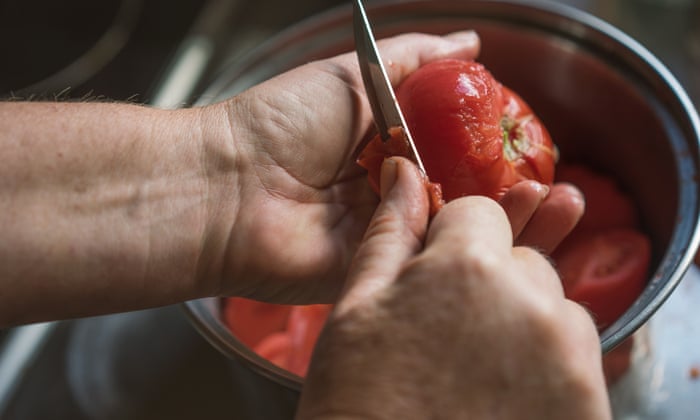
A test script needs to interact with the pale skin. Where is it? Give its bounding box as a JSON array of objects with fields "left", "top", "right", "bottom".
[
  {"left": 296, "top": 158, "right": 610, "bottom": 420},
  {"left": 0, "top": 31, "right": 610, "bottom": 418}
]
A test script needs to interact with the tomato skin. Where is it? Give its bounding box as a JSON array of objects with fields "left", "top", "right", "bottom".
[
  {"left": 500, "top": 86, "right": 556, "bottom": 186},
  {"left": 552, "top": 163, "right": 649, "bottom": 332},
  {"left": 224, "top": 299, "right": 331, "bottom": 377},
  {"left": 222, "top": 298, "right": 292, "bottom": 348},
  {"left": 395, "top": 59, "right": 507, "bottom": 200},
  {"left": 552, "top": 164, "right": 650, "bottom": 384},
  {"left": 254, "top": 332, "right": 293, "bottom": 368},
  {"left": 285, "top": 304, "right": 332, "bottom": 377},
  {"left": 357, "top": 126, "right": 412, "bottom": 195},
  {"left": 555, "top": 164, "right": 639, "bottom": 233},
  {"left": 357, "top": 127, "right": 445, "bottom": 215},
  {"left": 554, "top": 228, "right": 651, "bottom": 331},
  {"left": 391, "top": 59, "right": 555, "bottom": 201}
]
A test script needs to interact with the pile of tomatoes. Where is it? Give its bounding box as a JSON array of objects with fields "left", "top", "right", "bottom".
[
  {"left": 222, "top": 58, "right": 651, "bottom": 382},
  {"left": 222, "top": 298, "right": 331, "bottom": 377}
]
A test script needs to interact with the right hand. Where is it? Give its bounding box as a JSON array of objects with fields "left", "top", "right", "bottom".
[{"left": 296, "top": 157, "right": 611, "bottom": 420}]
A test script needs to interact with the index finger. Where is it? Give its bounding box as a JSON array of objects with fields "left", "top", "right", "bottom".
[
  {"left": 376, "top": 31, "right": 481, "bottom": 85},
  {"left": 334, "top": 31, "right": 481, "bottom": 87},
  {"left": 426, "top": 196, "right": 566, "bottom": 298}
]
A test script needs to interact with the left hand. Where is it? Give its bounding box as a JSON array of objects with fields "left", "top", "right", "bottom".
[{"left": 205, "top": 32, "right": 482, "bottom": 303}]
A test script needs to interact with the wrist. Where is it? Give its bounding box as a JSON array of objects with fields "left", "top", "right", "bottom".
[
  {"left": 0, "top": 102, "right": 244, "bottom": 324},
  {"left": 188, "top": 101, "right": 243, "bottom": 298}
]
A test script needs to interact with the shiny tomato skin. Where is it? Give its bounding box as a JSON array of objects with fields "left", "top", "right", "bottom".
[
  {"left": 554, "top": 228, "right": 651, "bottom": 331},
  {"left": 395, "top": 59, "right": 508, "bottom": 200},
  {"left": 393, "top": 59, "right": 555, "bottom": 201},
  {"left": 500, "top": 86, "right": 556, "bottom": 186}
]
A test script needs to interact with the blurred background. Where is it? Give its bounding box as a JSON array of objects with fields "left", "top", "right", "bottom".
[
  {"left": 0, "top": 0, "right": 698, "bottom": 419},
  {"left": 0, "top": 0, "right": 349, "bottom": 104},
  {"left": 0, "top": 0, "right": 698, "bottom": 106}
]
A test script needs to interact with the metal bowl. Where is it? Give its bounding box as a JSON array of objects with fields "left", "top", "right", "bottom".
[{"left": 184, "top": 0, "right": 700, "bottom": 391}]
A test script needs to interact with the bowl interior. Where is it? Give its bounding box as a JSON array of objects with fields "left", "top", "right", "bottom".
[{"left": 187, "top": 0, "right": 700, "bottom": 388}]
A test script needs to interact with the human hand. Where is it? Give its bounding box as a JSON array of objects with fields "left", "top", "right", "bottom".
[
  {"left": 203, "top": 32, "right": 481, "bottom": 303},
  {"left": 295, "top": 158, "right": 610, "bottom": 420}
]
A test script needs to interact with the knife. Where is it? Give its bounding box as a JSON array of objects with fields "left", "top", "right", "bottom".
[{"left": 352, "top": 0, "right": 427, "bottom": 175}]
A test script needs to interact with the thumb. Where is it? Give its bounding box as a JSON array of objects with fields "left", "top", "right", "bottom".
[{"left": 339, "top": 157, "right": 430, "bottom": 307}]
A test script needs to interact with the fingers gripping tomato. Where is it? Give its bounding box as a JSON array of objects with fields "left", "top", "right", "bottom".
[
  {"left": 358, "top": 59, "right": 556, "bottom": 202},
  {"left": 358, "top": 127, "right": 446, "bottom": 214}
]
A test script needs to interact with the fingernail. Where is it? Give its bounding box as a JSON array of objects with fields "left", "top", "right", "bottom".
[
  {"left": 444, "top": 30, "right": 479, "bottom": 46},
  {"left": 534, "top": 182, "right": 550, "bottom": 197},
  {"left": 440, "top": 30, "right": 480, "bottom": 59},
  {"left": 562, "top": 183, "right": 585, "bottom": 207},
  {"left": 380, "top": 158, "right": 398, "bottom": 198}
]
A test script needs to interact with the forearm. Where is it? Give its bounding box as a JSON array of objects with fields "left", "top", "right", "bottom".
[{"left": 0, "top": 101, "right": 237, "bottom": 326}]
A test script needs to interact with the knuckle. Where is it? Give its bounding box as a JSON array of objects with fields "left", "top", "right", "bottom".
[
  {"left": 365, "top": 211, "right": 403, "bottom": 237},
  {"left": 365, "top": 211, "right": 423, "bottom": 252},
  {"left": 402, "top": 243, "right": 503, "bottom": 301}
]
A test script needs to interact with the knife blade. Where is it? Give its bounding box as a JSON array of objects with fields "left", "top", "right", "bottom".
[{"left": 352, "top": 0, "right": 426, "bottom": 175}]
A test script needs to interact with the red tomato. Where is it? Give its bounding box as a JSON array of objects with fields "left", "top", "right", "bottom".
[
  {"left": 356, "top": 126, "right": 411, "bottom": 196},
  {"left": 254, "top": 331, "right": 293, "bottom": 368},
  {"left": 222, "top": 297, "right": 292, "bottom": 348},
  {"left": 358, "top": 59, "right": 556, "bottom": 202},
  {"left": 285, "top": 304, "right": 332, "bottom": 377},
  {"left": 231, "top": 302, "right": 331, "bottom": 377},
  {"left": 555, "top": 164, "right": 639, "bottom": 233},
  {"left": 357, "top": 126, "right": 445, "bottom": 215},
  {"left": 554, "top": 228, "right": 651, "bottom": 331},
  {"left": 499, "top": 86, "right": 556, "bottom": 187}
]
